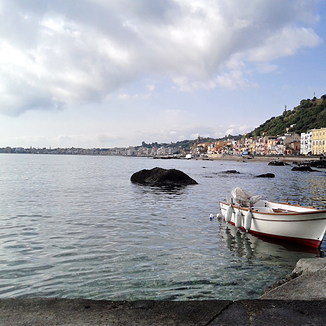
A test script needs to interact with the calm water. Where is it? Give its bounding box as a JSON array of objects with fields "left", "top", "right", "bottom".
[{"left": 0, "top": 154, "right": 325, "bottom": 301}]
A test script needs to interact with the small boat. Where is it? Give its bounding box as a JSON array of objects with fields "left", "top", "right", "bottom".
[{"left": 219, "top": 187, "right": 326, "bottom": 248}]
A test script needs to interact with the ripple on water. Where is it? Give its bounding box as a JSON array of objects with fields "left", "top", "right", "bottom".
[{"left": 0, "top": 155, "right": 324, "bottom": 300}]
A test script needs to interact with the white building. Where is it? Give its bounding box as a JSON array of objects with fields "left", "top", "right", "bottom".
[{"left": 300, "top": 131, "right": 312, "bottom": 155}]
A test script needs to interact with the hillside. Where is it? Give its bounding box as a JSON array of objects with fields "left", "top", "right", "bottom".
[
  {"left": 138, "top": 135, "right": 244, "bottom": 150},
  {"left": 137, "top": 96, "right": 326, "bottom": 150},
  {"left": 247, "top": 95, "right": 326, "bottom": 137}
]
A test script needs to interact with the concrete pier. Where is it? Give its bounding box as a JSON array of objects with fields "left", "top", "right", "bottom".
[
  {"left": 1, "top": 298, "right": 326, "bottom": 325},
  {"left": 1, "top": 258, "right": 325, "bottom": 326}
]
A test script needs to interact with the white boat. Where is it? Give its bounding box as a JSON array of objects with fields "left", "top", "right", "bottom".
[{"left": 219, "top": 188, "right": 326, "bottom": 248}]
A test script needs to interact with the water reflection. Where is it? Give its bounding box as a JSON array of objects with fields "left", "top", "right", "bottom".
[
  {"left": 132, "top": 183, "right": 193, "bottom": 196},
  {"left": 222, "top": 223, "right": 320, "bottom": 263},
  {"left": 279, "top": 171, "right": 326, "bottom": 208},
  {"left": 306, "top": 176, "right": 326, "bottom": 207}
]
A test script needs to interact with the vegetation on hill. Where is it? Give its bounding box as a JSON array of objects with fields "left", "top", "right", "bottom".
[
  {"left": 139, "top": 135, "right": 243, "bottom": 150},
  {"left": 138, "top": 96, "right": 326, "bottom": 149},
  {"left": 247, "top": 95, "right": 326, "bottom": 137}
]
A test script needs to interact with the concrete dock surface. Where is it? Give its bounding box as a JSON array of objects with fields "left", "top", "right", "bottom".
[
  {"left": 1, "top": 258, "right": 325, "bottom": 325},
  {"left": 1, "top": 298, "right": 326, "bottom": 326}
]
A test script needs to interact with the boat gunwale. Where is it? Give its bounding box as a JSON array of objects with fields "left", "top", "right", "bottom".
[{"left": 219, "top": 201, "right": 326, "bottom": 216}]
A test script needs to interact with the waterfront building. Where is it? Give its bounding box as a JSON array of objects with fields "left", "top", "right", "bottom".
[
  {"left": 300, "top": 131, "right": 312, "bottom": 155},
  {"left": 311, "top": 127, "right": 326, "bottom": 155},
  {"left": 275, "top": 136, "right": 285, "bottom": 155},
  {"left": 126, "top": 147, "right": 136, "bottom": 156},
  {"left": 246, "top": 137, "right": 256, "bottom": 155},
  {"left": 283, "top": 133, "right": 301, "bottom": 155},
  {"left": 208, "top": 140, "right": 230, "bottom": 154},
  {"left": 267, "top": 136, "right": 278, "bottom": 155},
  {"left": 255, "top": 137, "right": 267, "bottom": 156},
  {"left": 196, "top": 142, "right": 211, "bottom": 156},
  {"left": 234, "top": 137, "right": 249, "bottom": 155}
]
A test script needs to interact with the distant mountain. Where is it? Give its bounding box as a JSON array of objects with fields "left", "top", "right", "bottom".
[{"left": 247, "top": 95, "right": 326, "bottom": 137}]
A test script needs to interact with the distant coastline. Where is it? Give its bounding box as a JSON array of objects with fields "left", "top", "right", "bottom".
[{"left": 0, "top": 147, "right": 323, "bottom": 165}]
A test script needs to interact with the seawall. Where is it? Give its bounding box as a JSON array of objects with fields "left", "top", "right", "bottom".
[{"left": 1, "top": 258, "right": 325, "bottom": 325}]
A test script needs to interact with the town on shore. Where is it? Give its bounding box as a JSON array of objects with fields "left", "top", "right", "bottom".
[{"left": 0, "top": 126, "right": 325, "bottom": 160}]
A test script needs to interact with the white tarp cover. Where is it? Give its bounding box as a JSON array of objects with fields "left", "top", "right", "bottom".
[{"left": 231, "top": 187, "right": 261, "bottom": 206}]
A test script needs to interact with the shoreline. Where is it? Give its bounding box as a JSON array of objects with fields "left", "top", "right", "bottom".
[
  {"left": 1, "top": 151, "right": 324, "bottom": 164},
  {"left": 203, "top": 154, "right": 323, "bottom": 163}
]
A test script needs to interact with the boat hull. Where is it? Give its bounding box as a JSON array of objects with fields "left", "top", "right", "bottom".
[{"left": 219, "top": 201, "right": 326, "bottom": 248}]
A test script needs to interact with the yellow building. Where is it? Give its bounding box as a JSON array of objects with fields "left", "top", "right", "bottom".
[
  {"left": 311, "top": 127, "right": 326, "bottom": 155},
  {"left": 267, "top": 136, "right": 278, "bottom": 155}
]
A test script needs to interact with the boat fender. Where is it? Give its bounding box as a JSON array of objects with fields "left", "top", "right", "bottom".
[
  {"left": 235, "top": 210, "right": 242, "bottom": 228},
  {"left": 244, "top": 210, "right": 252, "bottom": 232},
  {"left": 225, "top": 206, "right": 233, "bottom": 223}
]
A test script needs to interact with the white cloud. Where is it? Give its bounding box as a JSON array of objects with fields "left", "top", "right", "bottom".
[
  {"left": 117, "top": 93, "right": 130, "bottom": 101},
  {"left": 215, "top": 70, "right": 257, "bottom": 90},
  {"left": 147, "top": 84, "right": 156, "bottom": 92},
  {"left": 255, "top": 63, "right": 279, "bottom": 74},
  {"left": 0, "top": 0, "right": 322, "bottom": 115},
  {"left": 247, "top": 27, "right": 321, "bottom": 62}
]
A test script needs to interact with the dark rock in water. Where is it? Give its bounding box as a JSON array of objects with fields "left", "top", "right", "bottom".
[
  {"left": 130, "top": 167, "right": 198, "bottom": 186},
  {"left": 222, "top": 170, "right": 240, "bottom": 174},
  {"left": 291, "top": 166, "right": 316, "bottom": 172},
  {"left": 268, "top": 160, "right": 285, "bottom": 166},
  {"left": 295, "top": 159, "right": 326, "bottom": 169},
  {"left": 256, "top": 173, "right": 275, "bottom": 178},
  {"left": 310, "top": 159, "right": 326, "bottom": 168}
]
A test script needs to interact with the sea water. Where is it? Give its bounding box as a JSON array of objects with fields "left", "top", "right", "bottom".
[{"left": 0, "top": 154, "right": 325, "bottom": 300}]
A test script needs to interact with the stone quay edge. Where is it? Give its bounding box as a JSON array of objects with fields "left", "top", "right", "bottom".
[{"left": 1, "top": 258, "right": 325, "bottom": 325}]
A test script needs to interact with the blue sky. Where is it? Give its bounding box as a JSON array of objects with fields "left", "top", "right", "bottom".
[{"left": 0, "top": 0, "right": 325, "bottom": 148}]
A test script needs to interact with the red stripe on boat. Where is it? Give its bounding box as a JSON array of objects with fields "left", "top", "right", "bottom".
[{"left": 228, "top": 222, "right": 322, "bottom": 248}]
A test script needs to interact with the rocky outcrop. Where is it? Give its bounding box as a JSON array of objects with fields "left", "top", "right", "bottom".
[
  {"left": 268, "top": 160, "right": 286, "bottom": 166},
  {"left": 291, "top": 166, "right": 316, "bottom": 172},
  {"left": 309, "top": 159, "right": 326, "bottom": 168},
  {"left": 130, "top": 167, "right": 198, "bottom": 186},
  {"left": 256, "top": 173, "right": 275, "bottom": 178},
  {"left": 222, "top": 170, "right": 240, "bottom": 174},
  {"left": 261, "top": 258, "right": 326, "bottom": 300},
  {"left": 293, "top": 159, "right": 326, "bottom": 169}
]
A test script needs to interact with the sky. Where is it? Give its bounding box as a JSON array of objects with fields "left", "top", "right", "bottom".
[{"left": 0, "top": 0, "right": 325, "bottom": 148}]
